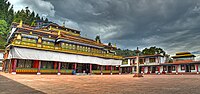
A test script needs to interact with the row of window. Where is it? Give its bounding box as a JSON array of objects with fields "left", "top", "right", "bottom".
[
  {"left": 21, "top": 38, "right": 114, "bottom": 55},
  {"left": 61, "top": 42, "right": 107, "bottom": 54}
]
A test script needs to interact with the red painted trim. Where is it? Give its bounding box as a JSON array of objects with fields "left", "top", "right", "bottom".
[
  {"left": 37, "top": 61, "right": 41, "bottom": 73},
  {"left": 101, "top": 65, "right": 103, "bottom": 73},
  {"left": 196, "top": 64, "right": 199, "bottom": 72},
  {"left": 90, "top": 64, "right": 92, "bottom": 73},
  {"left": 157, "top": 66, "right": 160, "bottom": 73},
  {"left": 110, "top": 66, "right": 112, "bottom": 73},
  {"left": 106, "top": 66, "right": 109, "bottom": 70},
  {"left": 119, "top": 65, "right": 121, "bottom": 73},
  {"left": 74, "top": 63, "right": 77, "bottom": 70},
  {"left": 54, "top": 62, "right": 57, "bottom": 69},
  {"left": 33, "top": 60, "right": 39, "bottom": 68},
  {"left": 12, "top": 59, "right": 17, "bottom": 72},
  {"left": 176, "top": 65, "right": 179, "bottom": 73},
  {"left": 58, "top": 62, "right": 61, "bottom": 73}
]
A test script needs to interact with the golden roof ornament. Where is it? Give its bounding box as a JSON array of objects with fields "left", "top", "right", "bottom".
[
  {"left": 18, "top": 20, "right": 23, "bottom": 27},
  {"left": 63, "top": 21, "right": 65, "bottom": 27},
  {"left": 49, "top": 26, "right": 52, "bottom": 30},
  {"left": 58, "top": 30, "right": 61, "bottom": 36},
  {"left": 113, "top": 43, "right": 116, "bottom": 47}
]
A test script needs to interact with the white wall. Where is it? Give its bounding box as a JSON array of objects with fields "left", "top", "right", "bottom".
[{"left": 0, "top": 52, "right": 3, "bottom": 71}]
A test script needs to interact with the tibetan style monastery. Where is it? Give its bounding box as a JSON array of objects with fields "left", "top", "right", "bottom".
[
  {"left": 2, "top": 21, "right": 122, "bottom": 75},
  {"left": 122, "top": 52, "right": 200, "bottom": 74}
]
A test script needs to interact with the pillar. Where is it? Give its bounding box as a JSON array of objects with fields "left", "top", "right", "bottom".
[
  {"left": 37, "top": 61, "right": 41, "bottom": 75},
  {"left": 110, "top": 66, "right": 112, "bottom": 75},
  {"left": 130, "top": 67, "right": 132, "bottom": 74},
  {"left": 57, "top": 62, "right": 61, "bottom": 75},
  {"left": 119, "top": 65, "right": 121, "bottom": 75},
  {"left": 176, "top": 65, "right": 179, "bottom": 74},
  {"left": 74, "top": 63, "right": 77, "bottom": 71},
  {"left": 162, "top": 66, "right": 166, "bottom": 74},
  {"left": 101, "top": 65, "right": 103, "bottom": 75},
  {"left": 12, "top": 59, "right": 17, "bottom": 74},
  {"left": 54, "top": 62, "right": 57, "bottom": 69},
  {"left": 147, "top": 67, "right": 150, "bottom": 74},
  {"left": 90, "top": 64, "right": 92, "bottom": 74},
  {"left": 142, "top": 67, "right": 145, "bottom": 74},
  {"left": 196, "top": 64, "right": 199, "bottom": 74},
  {"left": 157, "top": 66, "right": 160, "bottom": 74}
]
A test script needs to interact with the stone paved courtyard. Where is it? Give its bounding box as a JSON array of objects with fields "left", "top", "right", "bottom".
[{"left": 0, "top": 72, "right": 200, "bottom": 94}]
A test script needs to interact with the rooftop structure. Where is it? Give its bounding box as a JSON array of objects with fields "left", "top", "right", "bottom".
[{"left": 2, "top": 21, "right": 122, "bottom": 75}]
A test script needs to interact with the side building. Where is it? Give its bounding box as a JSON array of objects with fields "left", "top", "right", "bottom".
[
  {"left": 0, "top": 50, "right": 4, "bottom": 71},
  {"left": 122, "top": 52, "right": 200, "bottom": 74},
  {"left": 2, "top": 21, "right": 123, "bottom": 75}
]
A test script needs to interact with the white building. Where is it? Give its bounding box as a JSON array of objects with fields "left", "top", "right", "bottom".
[
  {"left": 0, "top": 50, "right": 4, "bottom": 71},
  {"left": 121, "top": 52, "right": 200, "bottom": 74}
]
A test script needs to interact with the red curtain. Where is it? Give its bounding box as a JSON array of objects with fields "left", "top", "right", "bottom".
[{"left": 33, "top": 60, "right": 39, "bottom": 68}]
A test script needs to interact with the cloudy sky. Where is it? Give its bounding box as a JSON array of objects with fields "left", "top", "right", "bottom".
[{"left": 8, "top": 0, "right": 200, "bottom": 58}]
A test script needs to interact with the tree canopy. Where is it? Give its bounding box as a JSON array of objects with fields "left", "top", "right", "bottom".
[
  {"left": 0, "top": 0, "right": 14, "bottom": 25},
  {"left": 116, "top": 49, "right": 142, "bottom": 57},
  {"left": 13, "top": 7, "right": 48, "bottom": 26},
  {"left": 142, "top": 46, "right": 166, "bottom": 55},
  {"left": 0, "top": 0, "right": 48, "bottom": 49}
]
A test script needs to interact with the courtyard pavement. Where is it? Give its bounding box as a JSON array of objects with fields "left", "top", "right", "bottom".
[{"left": 0, "top": 72, "right": 200, "bottom": 94}]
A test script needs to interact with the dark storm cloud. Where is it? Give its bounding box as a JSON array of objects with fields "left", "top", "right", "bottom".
[{"left": 9, "top": 0, "right": 200, "bottom": 56}]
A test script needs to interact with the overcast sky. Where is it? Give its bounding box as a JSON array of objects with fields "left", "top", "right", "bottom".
[{"left": 8, "top": 0, "right": 200, "bottom": 58}]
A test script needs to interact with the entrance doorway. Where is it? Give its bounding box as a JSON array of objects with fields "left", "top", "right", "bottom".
[
  {"left": 185, "top": 65, "right": 190, "bottom": 72},
  {"left": 152, "top": 66, "right": 156, "bottom": 73},
  {"left": 77, "top": 63, "right": 90, "bottom": 73},
  {"left": 167, "top": 66, "right": 172, "bottom": 73}
]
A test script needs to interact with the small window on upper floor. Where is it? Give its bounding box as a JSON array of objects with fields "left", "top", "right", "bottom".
[{"left": 149, "top": 58, "right": 156, "bottom": 63}]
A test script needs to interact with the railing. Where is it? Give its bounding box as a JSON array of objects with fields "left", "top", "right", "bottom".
[
  {"left": 92, "top": 70, "right": 101, "bottom": 74},
  {"left": 16, "top": 68, "right": 38, "bottom": 73},
  {"left": 12, "top": 39, "right": 123, "bottom": 59},
  {"left": 16, "top": 68, "right": 73, "bottom": 74}
]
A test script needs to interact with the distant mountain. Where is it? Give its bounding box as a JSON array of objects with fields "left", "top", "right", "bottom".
[{"left": 192, "top": 51, "right": 200, "bottom": 54}]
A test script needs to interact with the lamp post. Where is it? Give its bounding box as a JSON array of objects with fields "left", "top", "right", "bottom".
[{"left": 133, "top": 47, "right": 143, "bottom": 77}]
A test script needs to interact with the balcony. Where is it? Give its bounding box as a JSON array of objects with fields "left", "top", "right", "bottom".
[{"left": 12, "top": 39, "right": 123, "bottom": 60}]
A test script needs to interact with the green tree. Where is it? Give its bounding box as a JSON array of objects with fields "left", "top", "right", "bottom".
[
  {"left": 142, "top": 46, "right": 165, "bottom": 55},
  {"left": 116, "top": 49, "right": 142, "bottom": 57},
  {"left": 44, "top": 18, "right": 49, "bottom": 22},
  {"left": 95, "top": 35, "right": 101, "bottom": 43},
  {"left": 13, "top": 7, "right": 44, "bottom": 25},
  {"left": 0, "top": 0, "right": 14, "bottom": 25},
  {"left": 0, "top": 20, "right": 9, "bottom": 48}
]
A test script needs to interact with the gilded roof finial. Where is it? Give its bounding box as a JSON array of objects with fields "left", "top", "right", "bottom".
[
  {"left": 113, "top": 43, "right": 116, "bottom": 47},
  {"left": 49, "top": 26, "right": 52, "bottom": 30},
  {"left": 63, "top": 21, "right": 65, "bottom": 27},
  {"left": 58, "top": 30, "right": 61, "bottom": 36},
  {"left": 18, "top": 20, "right": 23, "bottom": 27}
]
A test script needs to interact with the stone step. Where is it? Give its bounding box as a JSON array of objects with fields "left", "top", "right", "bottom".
[{"left": 76, "top": 73, "right": 88, "bottom": 76}]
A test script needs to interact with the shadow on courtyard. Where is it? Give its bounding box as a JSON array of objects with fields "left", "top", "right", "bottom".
[{"left": 0, "top": 75, "right": 45, "bottom": 94}]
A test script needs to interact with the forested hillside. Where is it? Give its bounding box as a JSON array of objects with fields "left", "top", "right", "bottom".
[{"left": 0, "top": 0, "right": 48, "bottom": 49}]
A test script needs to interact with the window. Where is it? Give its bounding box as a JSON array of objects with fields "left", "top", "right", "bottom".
[
  {"left": 122, "top": 59, "right": 128, "bottom": 65},
  {"left": 72, "top": 44, "right": 76, "bottom": 50},
  {"left": 149, "top": 58, "right": 156, "bottom": 63},
  {"left": 77, "top": 45, "right": 80, "bottom": 50},
  {"left": 172, "top": 66, "right": 176, "bottom": 71},
  {"left": 191, "top": 64, "right": 195, "bottom": 70},
  {"left": 163, "top": 66, "right": 166, "bottom": 71},
  {"left": 88, "top": 47, "right": 90, "bottom": 52},
  {"left": 85, "top": 47, "right": 88, "bottom": 52},
  {"left": 134, "top": 66, "right": 136, "bottom": 71},
  {"left": 0, "top": 63, "right": 2, "bottom": 67},
  {"left": 181, "top": 65, "right": 185, "bottom": 70},
  {"left": 17, "top": 60, "right": 33, "bottom": 68},
  {"left": 139, "top": 59, "right": 144, "bottom": 64},
  {"left": 41, "top": 61, "right": 53, "bottom": 69},
  {"left": 61, "top": 43, "right": 65, "bottom": 48}
]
